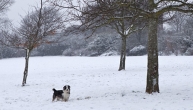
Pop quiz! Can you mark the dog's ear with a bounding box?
[68,85,70,89]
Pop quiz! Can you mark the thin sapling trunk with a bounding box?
[22,48,31,86]
[119,36,127,71]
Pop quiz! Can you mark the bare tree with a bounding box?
[48,0,145,71]
[80,1,141,71]
[1,0,65,86]
[128,0,193,94]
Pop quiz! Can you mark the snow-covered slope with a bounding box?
[0,56,193,110]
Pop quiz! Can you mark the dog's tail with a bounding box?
[52,88,56,92]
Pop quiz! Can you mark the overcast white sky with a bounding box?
[7,0,193,27]
[7,0,41,26]
[7,0,80,27]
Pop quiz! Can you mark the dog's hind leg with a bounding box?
[52,95,56,102]
[56,96,60,101]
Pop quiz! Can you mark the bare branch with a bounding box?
[0,0,14,14]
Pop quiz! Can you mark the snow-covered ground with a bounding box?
[0,56,193,110]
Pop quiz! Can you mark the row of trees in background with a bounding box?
[1,12,193,58]
[1,0,193,93]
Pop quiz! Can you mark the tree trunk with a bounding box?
[118,36,127,71]
[22,49,30,86]
[146,17,159,94]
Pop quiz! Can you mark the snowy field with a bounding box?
[0,56,193,110]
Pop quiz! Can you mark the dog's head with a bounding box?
[63,85,70,93]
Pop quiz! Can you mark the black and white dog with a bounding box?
[52,85,70,102]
